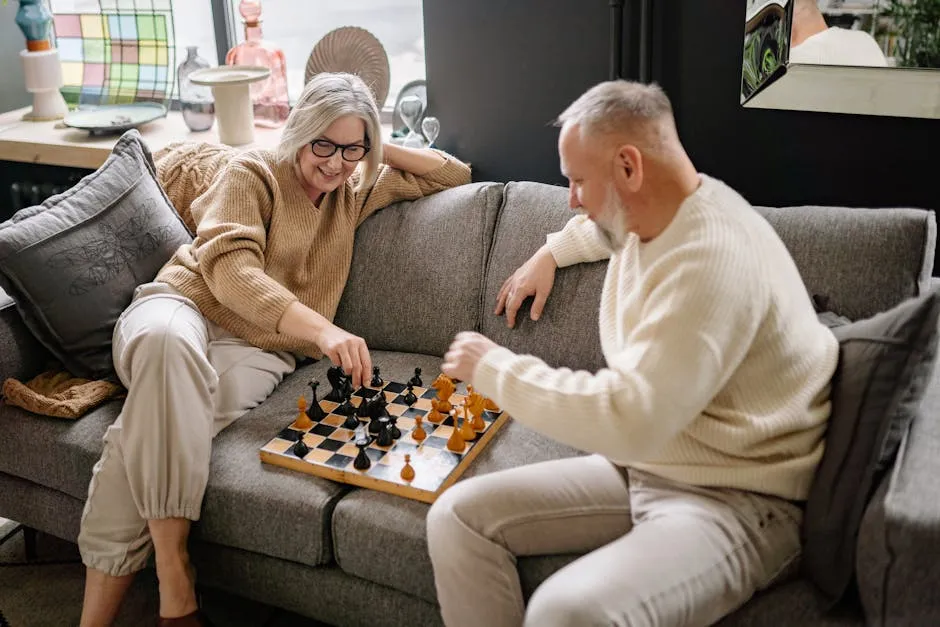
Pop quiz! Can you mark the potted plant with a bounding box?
[881,0,940,68]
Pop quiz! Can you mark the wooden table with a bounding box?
[0,106,285,170]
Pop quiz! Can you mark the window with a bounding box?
[50,0,218,104]
[225,0,426,109]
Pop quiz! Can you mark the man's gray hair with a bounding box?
[555,80,674,141]
[276,72,383,191]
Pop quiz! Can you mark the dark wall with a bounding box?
[0,3,32,115]
[656,0,938,211]
[423,0,611,185]
[425,0,938,214]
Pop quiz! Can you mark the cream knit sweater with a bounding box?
[156,148,471,357]
[474,175,839,501]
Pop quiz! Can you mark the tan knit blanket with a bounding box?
[2,370,125,419]
[3,141,235,419]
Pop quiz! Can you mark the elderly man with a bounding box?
[427,80,839,627]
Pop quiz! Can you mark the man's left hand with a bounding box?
[442,332,499,383]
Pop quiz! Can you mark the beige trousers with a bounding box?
[78,283,296,576]
[426,455,803,627]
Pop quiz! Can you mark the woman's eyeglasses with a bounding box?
[310,138,370,162]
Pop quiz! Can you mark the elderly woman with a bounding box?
[77,72,470,627]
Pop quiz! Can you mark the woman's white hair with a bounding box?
[276,72,383,191]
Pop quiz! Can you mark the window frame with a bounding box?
[205,0,397,121]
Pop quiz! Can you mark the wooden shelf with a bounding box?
[0,107,286,170]
[0,107,397,172]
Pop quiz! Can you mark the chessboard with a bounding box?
[259,368,510,503]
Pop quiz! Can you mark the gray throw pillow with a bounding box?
[0,130,192,380]
[802,288,940,606]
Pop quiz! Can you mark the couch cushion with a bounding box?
[333,182,503,358]
[802,289,940,605]
[0,291,53,385]
[716,580,863,626]
[0,130,192,380]
[330,349,584,603]
[857,348,940,626]
[480,182,606,372]
[0,358,352,567]
[754,206,935,321]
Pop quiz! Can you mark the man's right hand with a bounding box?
[495,244,558,328]
[316,323,372,389]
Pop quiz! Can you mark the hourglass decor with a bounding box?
[398,94,426,148]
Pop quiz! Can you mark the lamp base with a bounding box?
[20,48,68,121]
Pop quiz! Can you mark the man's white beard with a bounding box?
[593,185,630,252]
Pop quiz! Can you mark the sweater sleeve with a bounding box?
[189,162,299,332]
[354,149,472,226]
[545,214,612,267]
[473,238,766,461]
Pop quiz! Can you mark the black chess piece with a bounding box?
[325,366,348,402]
[403,384,418,406]
[371,366,384,387]
[292,435,310,459]
[408,367,423,387]
[388,414,401,440]
[376,418,393,447]
[335,391,356,416]
[343,413,361,430]
[353,432,371,470]
[357,393,380,418]
[368,414,383,435]
[306,380,327,421]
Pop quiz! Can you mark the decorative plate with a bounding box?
[63,103,167,135]
[188,65,271,87]
[305,26,391,107]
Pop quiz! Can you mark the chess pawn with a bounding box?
[353,433,371,470]
[400,454,415,482]
[459,403,476,441]
[446,412,466,453]
[426,405,445,424]
[292,434,310,458]
[412,415,427,442]
[403,384,418,406]
[292,395,313,430]
[371,366,384,387]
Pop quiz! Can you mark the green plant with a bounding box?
[882,0,940,68]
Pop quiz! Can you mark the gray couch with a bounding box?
[1,180,938,627]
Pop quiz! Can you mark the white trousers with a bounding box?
[78,283,296,576]
[426,455,803,627]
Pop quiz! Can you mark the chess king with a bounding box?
[76,73,470,627]
[429,80,838,627]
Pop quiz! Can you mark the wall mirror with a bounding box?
[741,0,939,119]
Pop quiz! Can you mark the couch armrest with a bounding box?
[0,290,51,384]
[856,360,940,626]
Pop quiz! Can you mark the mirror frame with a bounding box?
[741,0,940,120]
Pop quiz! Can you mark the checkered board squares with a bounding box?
[260,380,510,503]
[53,12,172,106]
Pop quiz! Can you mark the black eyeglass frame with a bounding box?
[309,138,372,162]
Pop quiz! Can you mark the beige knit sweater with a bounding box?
[155,146,471,357]
[474,174,839,501]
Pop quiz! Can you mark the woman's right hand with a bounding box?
[316,323,372,389]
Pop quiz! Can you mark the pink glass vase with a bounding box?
[225,0,290,127]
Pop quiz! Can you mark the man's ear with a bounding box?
[615,144,643,193]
